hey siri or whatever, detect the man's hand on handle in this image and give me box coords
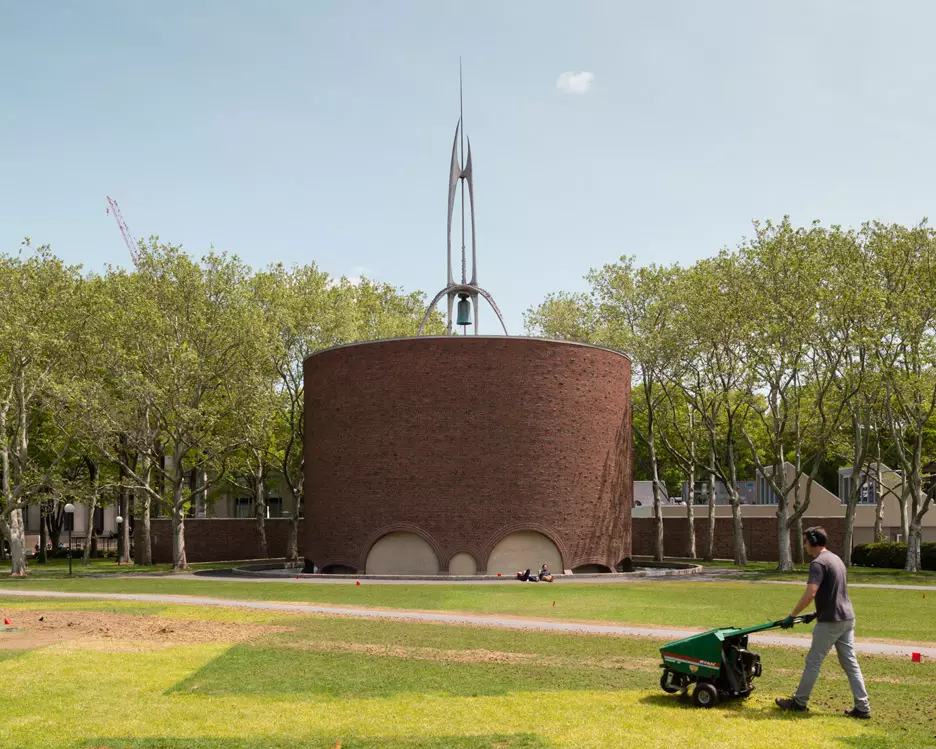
[781,612,817,629]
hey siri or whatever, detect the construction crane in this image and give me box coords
[105,196,139,264]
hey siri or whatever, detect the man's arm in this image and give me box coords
[790,583,819,617]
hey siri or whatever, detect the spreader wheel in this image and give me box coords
[692,682,719,708]
[660,670,683,694]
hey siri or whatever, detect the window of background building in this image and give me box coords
[267,497,283,519]
[235,498,252,519]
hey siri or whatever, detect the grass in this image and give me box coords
[15,557,243,577]
[1,577,933,643]
[0,597,934,748]
[695,560,936,586]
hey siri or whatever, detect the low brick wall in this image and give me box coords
[632,516,846,562]
[138,515,845,566]
[139,518,304,564]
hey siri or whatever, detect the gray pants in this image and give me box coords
[794,619,870,712]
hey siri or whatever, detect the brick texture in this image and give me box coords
[144,518,303,564]
[632,516,847,561]
[303,337,633,573]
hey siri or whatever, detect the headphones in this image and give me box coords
[806,530,821,546]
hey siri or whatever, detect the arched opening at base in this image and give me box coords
[616,557,635,573]
[448,552,478,575]
[572,563,613,574]
[366,531,440,575]
[487,531,562,577]
[322,564,357,575]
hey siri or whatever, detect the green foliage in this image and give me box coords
[853,542,936,571]
[0,238,442,573]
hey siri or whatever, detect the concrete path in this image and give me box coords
[190,570,936,592]
[1,588,933,659]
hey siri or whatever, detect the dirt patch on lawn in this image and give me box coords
[0,610,292,652]
[280,639,660,671]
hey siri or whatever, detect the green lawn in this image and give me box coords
[0,597,933,748]
[695,560,936,586]
[15,558,244,577]
[2,577,932,643]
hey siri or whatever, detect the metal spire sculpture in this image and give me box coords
[418,62,508,336]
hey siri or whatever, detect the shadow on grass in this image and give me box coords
[638,693,813,721]
[69,734,550,748]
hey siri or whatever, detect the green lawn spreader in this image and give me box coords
[659,613,817,708]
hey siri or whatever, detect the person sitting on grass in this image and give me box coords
[538,564,555,582]
[774,526,871,720]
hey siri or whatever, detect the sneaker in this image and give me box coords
[775,697,808,712]
[844,708,871,720]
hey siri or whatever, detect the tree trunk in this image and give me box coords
[136,491,152,566]
[791,515,804,564]
[46,504,62,550]
[646,434,664,562]
[898,488,910,542]
[117,455,131,564]
[873,461,886,542]
[704,450,716,562]
[82,457,98,567]
[842,500,857,567]
[905,519,923,572]
[776,503,793,571]
[82,500,96,567]
[135,454,153,566]
[118,488,131,564]
[171,503,187,570]
[6,510,28,576]
[286,511,300,566]
[685,465,696,559]
[39,502,48,563]
[253,465,268,559]
[729,490,747,566]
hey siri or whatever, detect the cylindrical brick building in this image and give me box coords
[303,336,632,575]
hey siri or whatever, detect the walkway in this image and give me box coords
[1,588,932,658]
[190,570,936,591]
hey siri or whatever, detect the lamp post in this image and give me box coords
[115,515,123,566]
[63,503,75,576]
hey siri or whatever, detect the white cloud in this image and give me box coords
[327,266,370,288]
[556,71,595,95]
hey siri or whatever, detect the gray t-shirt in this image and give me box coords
[808,550,855,623]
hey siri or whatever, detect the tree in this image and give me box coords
[871,222,936,571]
[739,221,860,570]
[523,292,598,343]
[0,244,84,575]
[589,259,679,562]
[85,244,260,570]
[656,385,704,559]
[680,253,752,565]
[251,264,357,564]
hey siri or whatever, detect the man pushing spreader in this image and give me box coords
[774,526,871,719]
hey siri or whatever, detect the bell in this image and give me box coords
[456,293,472,327]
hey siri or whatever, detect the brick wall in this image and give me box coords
[141,515,848,566]
[304,337,633,573]
[142,518,303,564]
[633,516,846,561]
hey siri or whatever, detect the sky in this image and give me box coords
[4,1,936,334]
